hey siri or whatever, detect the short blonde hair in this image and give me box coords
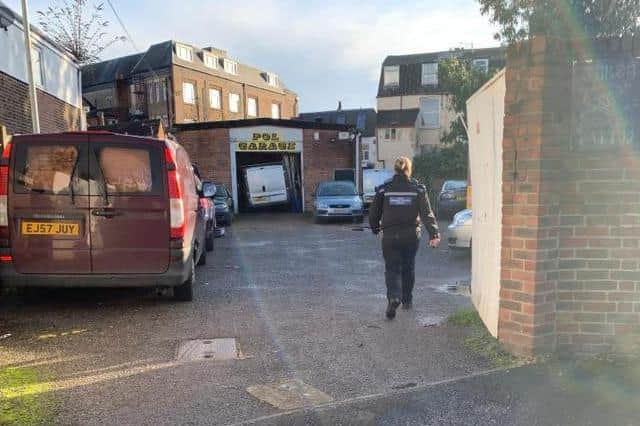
[394,156,412,177]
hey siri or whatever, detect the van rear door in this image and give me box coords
[246,164,288,206]
[10,134,91,273]
[88,135,170,274]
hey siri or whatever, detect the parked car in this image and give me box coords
[241,163,288,208]
[206,183,234,226]
[199,186,216,251]
[447,209,472,250]
[437,180,468,217]
[313,180,363,223]
[362,168,394,209]
[0,131,207,301]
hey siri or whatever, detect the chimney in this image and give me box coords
[337,101,342,111]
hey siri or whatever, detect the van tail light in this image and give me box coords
[0,143,10,246]
[165,146,184,240]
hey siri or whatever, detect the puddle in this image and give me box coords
[246,379,333,410]
[392,382,417,390]
[176,338,240,362]
[417,315,445,327]
[235,241,271,248]
[433,281,471,296]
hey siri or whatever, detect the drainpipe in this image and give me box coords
[21,0,39,133]
[355,130,361,193]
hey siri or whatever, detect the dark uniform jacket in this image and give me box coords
[368,174,439,240]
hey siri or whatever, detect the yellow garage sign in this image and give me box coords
[237,133,298,152]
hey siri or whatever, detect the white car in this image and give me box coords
[447,209,472,249]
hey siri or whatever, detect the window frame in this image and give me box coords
[390,128,397,140]
[383,66,399,87]
[30,46,44,88]
[176,44,193,62]
[224,59,238,75]
[209,87,221,109]
[203,53,218,69]
[267,73,279,87]
[472,58,489,74]
[182,81,196,105]
[419,96,441,129]
[421,62,438,86]
[247,97,258,117]
[229,93,240,113]
[271,102,281,119]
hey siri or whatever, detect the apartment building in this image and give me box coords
[298,106,377,168]
[82,40,298,127]
[375,47,505,167]
[0,1,83,134]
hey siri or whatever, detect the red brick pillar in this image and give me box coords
[501,36,640,357]
[500,37,568,356]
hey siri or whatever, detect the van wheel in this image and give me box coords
[204,231,215,251]
[174,257,194,302]
[197,245,207,266]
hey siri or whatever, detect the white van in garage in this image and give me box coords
[242,163,289,207]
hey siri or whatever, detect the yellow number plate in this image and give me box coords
[21,221,80,236]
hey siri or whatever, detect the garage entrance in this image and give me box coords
[235,151,303,213]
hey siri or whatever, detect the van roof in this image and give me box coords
[10,131,170,145]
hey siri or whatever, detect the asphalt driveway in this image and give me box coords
[1,214,486,425]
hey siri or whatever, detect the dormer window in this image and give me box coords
[267,73,279,87]
[421,63,438,86]
[472,58,489,74]
[383,66,399,87]
[203,53,218,69]
[224,59,238,75]
[176,44,193,62]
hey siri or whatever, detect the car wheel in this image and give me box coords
[197,244,207,266]
[174,256,195,302]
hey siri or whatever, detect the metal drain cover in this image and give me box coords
[176,339,239,362]
[247,379,333,410]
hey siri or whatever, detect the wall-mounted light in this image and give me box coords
[0,7,15,31]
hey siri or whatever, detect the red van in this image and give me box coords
[0,132,207,301]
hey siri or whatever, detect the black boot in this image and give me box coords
[386,298,401,319]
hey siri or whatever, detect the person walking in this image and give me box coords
[369,157,440,319]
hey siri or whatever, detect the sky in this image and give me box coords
[7,0,500,112]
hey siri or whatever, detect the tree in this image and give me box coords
[478,0,640,43]
[37,0,124,65]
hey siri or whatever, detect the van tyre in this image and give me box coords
[174,257,195,302]
[197,246,207,266]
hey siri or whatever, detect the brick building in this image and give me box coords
[0,1,83,134]
[82,41,298,128]
[375,47,505,167]
[174,118,353,213]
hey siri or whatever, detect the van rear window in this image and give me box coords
[14,145,80,194]
[96,146,160,194]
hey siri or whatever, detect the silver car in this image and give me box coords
[313,180,364,223]
[448,209,472,249]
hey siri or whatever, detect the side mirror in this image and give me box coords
[202,182,217,198]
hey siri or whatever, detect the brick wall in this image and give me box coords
[174,126,354,212]
[500,36,640,357]
[172,66,297,125]
[302,129,354,210]
[0,71,81,135]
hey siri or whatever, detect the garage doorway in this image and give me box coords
[234,151,303,213]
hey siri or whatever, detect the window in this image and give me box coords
[362,144,370,161]
[384,128,390,140]
[161,80,167,101]
[422,63,438,85]
[209,88,221,109]
[336,114,346,125]
[313,131,320,141]
[155,82,160,103]
[420,96,440,128]
[182,82,195,104]
[356,113,366,131]
[383,66,399,87]
[15,145,82,194]
[203,53,218,69]
[267,73,279,87]
[98,146,161,194]
[31,47,44,88]
[176,44,193,61]
[229,93,240,113]
[391,128,397,139]
[148,83,154,103]
[271,103,281,119]
[472,58,489,74]
[247,97,258,117]
[224,59,238,75]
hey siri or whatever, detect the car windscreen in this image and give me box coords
[214,185,227,199]
[443,180,467,191]
[317,182,357,197]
